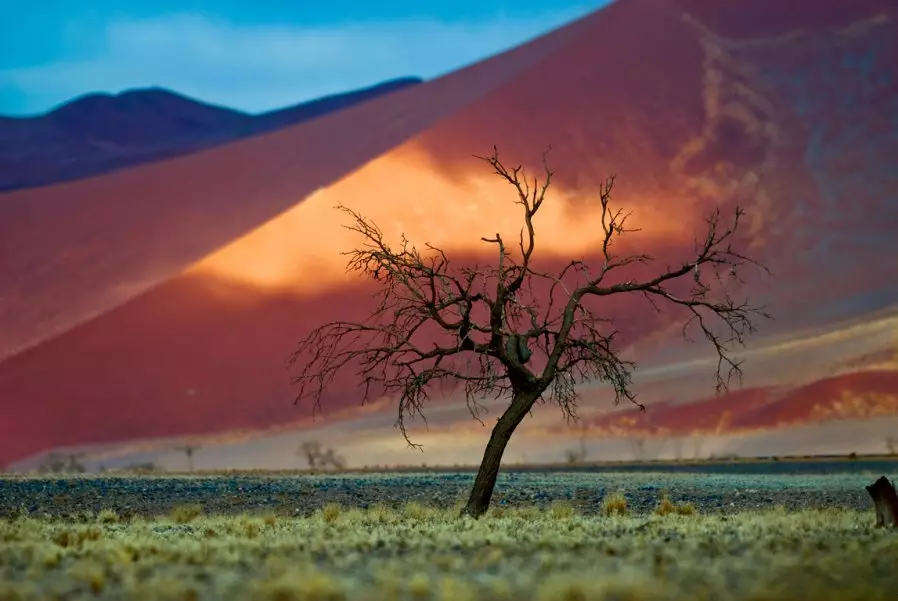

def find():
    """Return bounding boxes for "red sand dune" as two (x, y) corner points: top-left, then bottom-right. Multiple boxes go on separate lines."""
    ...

(581, 370), (898, 437)
(0, 12), (593, 364)
(2, 0), (897, 466)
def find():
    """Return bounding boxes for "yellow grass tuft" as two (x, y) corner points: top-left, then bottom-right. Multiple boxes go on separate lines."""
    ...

(655, 494), (697, 517)
(655, 495), (677, 516)
(601, 492), (628, 516)
(319, 503), (342, 523)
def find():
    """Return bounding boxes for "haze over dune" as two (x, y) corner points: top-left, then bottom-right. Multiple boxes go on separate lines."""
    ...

(2, 0), (897, 468)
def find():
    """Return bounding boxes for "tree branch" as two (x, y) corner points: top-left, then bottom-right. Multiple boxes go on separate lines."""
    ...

(289, 146), (771, 449)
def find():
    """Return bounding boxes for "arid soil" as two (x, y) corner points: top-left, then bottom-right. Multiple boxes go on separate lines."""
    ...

(0, 468), (883, 521)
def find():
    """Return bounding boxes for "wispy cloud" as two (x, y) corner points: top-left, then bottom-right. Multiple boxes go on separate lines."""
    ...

(2, 7), (600, 115)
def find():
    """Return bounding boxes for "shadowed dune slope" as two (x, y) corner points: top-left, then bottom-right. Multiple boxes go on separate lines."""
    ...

(1, 0), (897, 466)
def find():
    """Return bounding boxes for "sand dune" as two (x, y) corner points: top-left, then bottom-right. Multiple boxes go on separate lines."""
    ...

(2, 0), (897, 467)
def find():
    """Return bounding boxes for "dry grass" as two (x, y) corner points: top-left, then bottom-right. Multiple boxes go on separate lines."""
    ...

(601, 491), (628, 516)
(0, 502), (895, 600)
(654, 494), (696, 517)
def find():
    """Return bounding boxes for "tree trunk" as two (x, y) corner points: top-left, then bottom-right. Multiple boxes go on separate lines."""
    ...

(461, 389), (539, 518)
(866, 476), (898, 528)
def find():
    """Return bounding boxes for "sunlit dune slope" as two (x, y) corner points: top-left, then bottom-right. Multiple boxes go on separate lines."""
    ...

(0, 10), (596, 365)
(2, 0), (898, 466)
(196, 0), (898, 329)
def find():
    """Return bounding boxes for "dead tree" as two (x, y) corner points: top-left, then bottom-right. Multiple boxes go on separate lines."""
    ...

(178, 445), (199, 471)
(298, 441), (323, 470)
(866, 476), (898, 528)
(289, 146), (770, 518)
(297, 441), (346, 471)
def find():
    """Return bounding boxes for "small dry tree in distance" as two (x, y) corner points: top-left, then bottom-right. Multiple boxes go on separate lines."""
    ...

(297, 440), (346, 471)
(289, 146), (771, 518)
(178, 445), (200, 471)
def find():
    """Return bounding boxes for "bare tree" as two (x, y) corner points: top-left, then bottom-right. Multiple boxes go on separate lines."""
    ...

(289, 146), (770, 518)
(297, 441), (346, 471)
(178, 445), (200, 471)
(867, 476), (898, 528)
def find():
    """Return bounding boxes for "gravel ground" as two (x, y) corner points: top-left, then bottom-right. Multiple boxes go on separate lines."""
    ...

(0, 467), (886, 520)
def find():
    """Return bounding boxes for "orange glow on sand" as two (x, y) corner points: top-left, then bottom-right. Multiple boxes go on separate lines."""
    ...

(188, 143), (704, 292)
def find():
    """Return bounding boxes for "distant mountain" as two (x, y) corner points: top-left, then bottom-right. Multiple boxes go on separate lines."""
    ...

(0, 77), (422, 192)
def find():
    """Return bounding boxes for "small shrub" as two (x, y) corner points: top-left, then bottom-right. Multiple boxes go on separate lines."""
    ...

(602, 492), (628, 516)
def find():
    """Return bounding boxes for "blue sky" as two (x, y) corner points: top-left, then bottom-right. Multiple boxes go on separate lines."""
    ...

(0, 1), (611, 116)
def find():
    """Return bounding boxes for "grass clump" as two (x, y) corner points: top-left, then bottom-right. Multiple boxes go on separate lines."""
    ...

(601, 492), (628, 516)
(319, 503), (343, 523)
(654, 495), (697, 517)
